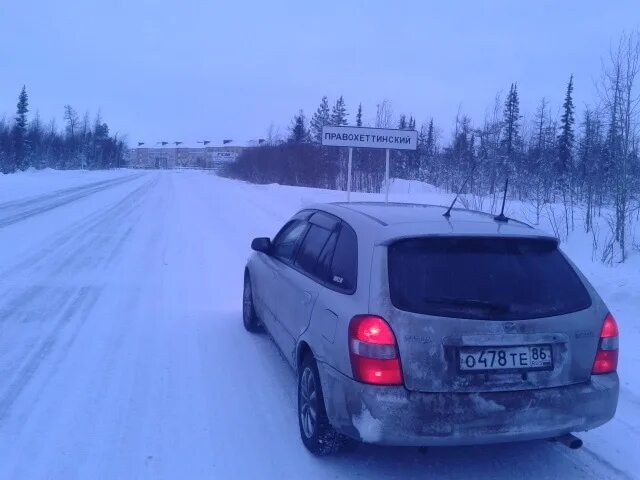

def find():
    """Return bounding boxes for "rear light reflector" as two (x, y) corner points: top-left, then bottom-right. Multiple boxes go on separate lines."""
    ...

(592, 313), (619, 375)
(593, 350), (618, 375)
(349, 315), (403, 386)
(351, 356), (403, 385)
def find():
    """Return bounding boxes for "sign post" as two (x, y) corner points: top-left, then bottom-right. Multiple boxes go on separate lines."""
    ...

(347, 147), (353, 202)
(385, 148), (390, 202)
(322, 126), (417, 203)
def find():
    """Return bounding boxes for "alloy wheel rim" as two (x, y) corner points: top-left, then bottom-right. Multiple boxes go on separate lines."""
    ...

(300, 367), (318, 438)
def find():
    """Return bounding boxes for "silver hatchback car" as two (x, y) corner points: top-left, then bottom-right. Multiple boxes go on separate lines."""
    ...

(243, 202), (619, 455)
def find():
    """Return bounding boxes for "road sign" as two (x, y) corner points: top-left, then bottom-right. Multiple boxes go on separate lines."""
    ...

(213, 151), (237, 162)
(321, 126), (418, 202)
(321, 126), (417, 151)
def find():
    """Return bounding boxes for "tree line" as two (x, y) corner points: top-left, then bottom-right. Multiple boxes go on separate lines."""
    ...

(0, 86), (126, 173)
(226, 32), (640, 263)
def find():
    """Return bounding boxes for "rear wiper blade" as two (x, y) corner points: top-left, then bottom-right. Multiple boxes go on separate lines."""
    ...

(421, 297), (511, 313)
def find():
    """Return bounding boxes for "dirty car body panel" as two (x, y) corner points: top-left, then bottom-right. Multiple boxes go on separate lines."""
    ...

(246, 202), (619, 447)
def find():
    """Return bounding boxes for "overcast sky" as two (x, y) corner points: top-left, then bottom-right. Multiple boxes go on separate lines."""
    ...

(1, 0), (639, 145)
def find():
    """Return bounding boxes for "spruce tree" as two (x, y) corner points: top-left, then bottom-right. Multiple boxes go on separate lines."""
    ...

(330, 96), (348, 126)
(501, 83), (521, 158)
(557, 75), (575, 176)
(425, 118), (435, 156)
(398, 114), (407, 130)
(452, 115), (474, 173)
(63, 105), (79, 169)
(310, 96), (330, 143)
(0, 99), (123, 172)
(28, 111), (43, 169)
(556, 74), (576, 236)
(356, 103), (363, 127)
(417, 122), (429, 181)
(289, 110), (310, 143)
(12, 85), (29, 170)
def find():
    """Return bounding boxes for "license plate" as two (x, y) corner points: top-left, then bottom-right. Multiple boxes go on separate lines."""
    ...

(459, 345), (553, 372)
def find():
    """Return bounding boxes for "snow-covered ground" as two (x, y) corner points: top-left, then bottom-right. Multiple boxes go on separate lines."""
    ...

(0, 169), (637, 479)
(0, 168), (135, 204)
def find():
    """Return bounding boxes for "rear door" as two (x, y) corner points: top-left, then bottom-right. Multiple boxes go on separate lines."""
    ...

(274, 212), (340, 364)
(376, 236), (606, 393)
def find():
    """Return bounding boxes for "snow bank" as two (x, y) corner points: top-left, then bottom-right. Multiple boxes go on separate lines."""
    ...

(385, 178), (442, 195)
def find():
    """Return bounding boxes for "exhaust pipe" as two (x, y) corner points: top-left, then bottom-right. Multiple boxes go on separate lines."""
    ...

(552, 433), (583, 450)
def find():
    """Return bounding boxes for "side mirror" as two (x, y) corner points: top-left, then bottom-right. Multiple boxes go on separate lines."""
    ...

(251, 237), (272, 254)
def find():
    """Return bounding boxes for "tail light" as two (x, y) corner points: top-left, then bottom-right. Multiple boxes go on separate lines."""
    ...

(349, 315), (403, 385)
(592, 313), (619, 375)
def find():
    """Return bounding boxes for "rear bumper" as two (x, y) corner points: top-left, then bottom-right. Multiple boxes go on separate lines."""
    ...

(318, 363), (619, 446)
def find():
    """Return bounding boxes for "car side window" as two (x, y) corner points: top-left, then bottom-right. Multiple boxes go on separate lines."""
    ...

(295, 225), (332, 274)
(315, 230), (338, 282)
(328, 224), (358, 292)
(272, 220), (308, 262)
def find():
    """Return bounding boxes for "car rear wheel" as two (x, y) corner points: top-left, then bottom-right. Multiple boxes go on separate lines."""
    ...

(298, 354), (351, 455)
(242, 274), (261, 333)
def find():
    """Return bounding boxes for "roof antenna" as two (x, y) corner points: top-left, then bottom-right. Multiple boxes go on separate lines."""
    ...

(494, 177), (509, 222)
(443, 166), (475, 218)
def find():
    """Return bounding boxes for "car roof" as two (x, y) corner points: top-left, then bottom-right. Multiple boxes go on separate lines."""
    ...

(305, 202), (557, 244)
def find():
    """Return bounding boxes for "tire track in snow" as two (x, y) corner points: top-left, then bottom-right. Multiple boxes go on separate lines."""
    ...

(0, 174), (157, 281)
(0, 173), (142, 229)
(0, 286), (103, 423)
(579, 446), (634, 480)
(0, 174), (157, 425)
(0, 175), (130, 211)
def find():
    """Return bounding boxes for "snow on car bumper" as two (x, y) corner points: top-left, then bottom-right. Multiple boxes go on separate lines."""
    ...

(318, 363), (619, 446)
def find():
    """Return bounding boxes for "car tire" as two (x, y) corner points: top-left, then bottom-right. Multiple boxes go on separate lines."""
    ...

(298, 354), (351, 455)
(242, 274), (262, 333)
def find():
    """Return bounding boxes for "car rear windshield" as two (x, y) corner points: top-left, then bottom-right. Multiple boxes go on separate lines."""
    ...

(388, 236), (592, 320)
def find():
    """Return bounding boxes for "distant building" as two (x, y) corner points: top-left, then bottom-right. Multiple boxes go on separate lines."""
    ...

(125, 141), (258, 169)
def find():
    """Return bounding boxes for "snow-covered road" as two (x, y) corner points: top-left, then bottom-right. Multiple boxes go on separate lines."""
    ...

(0, 170), (637, 479)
